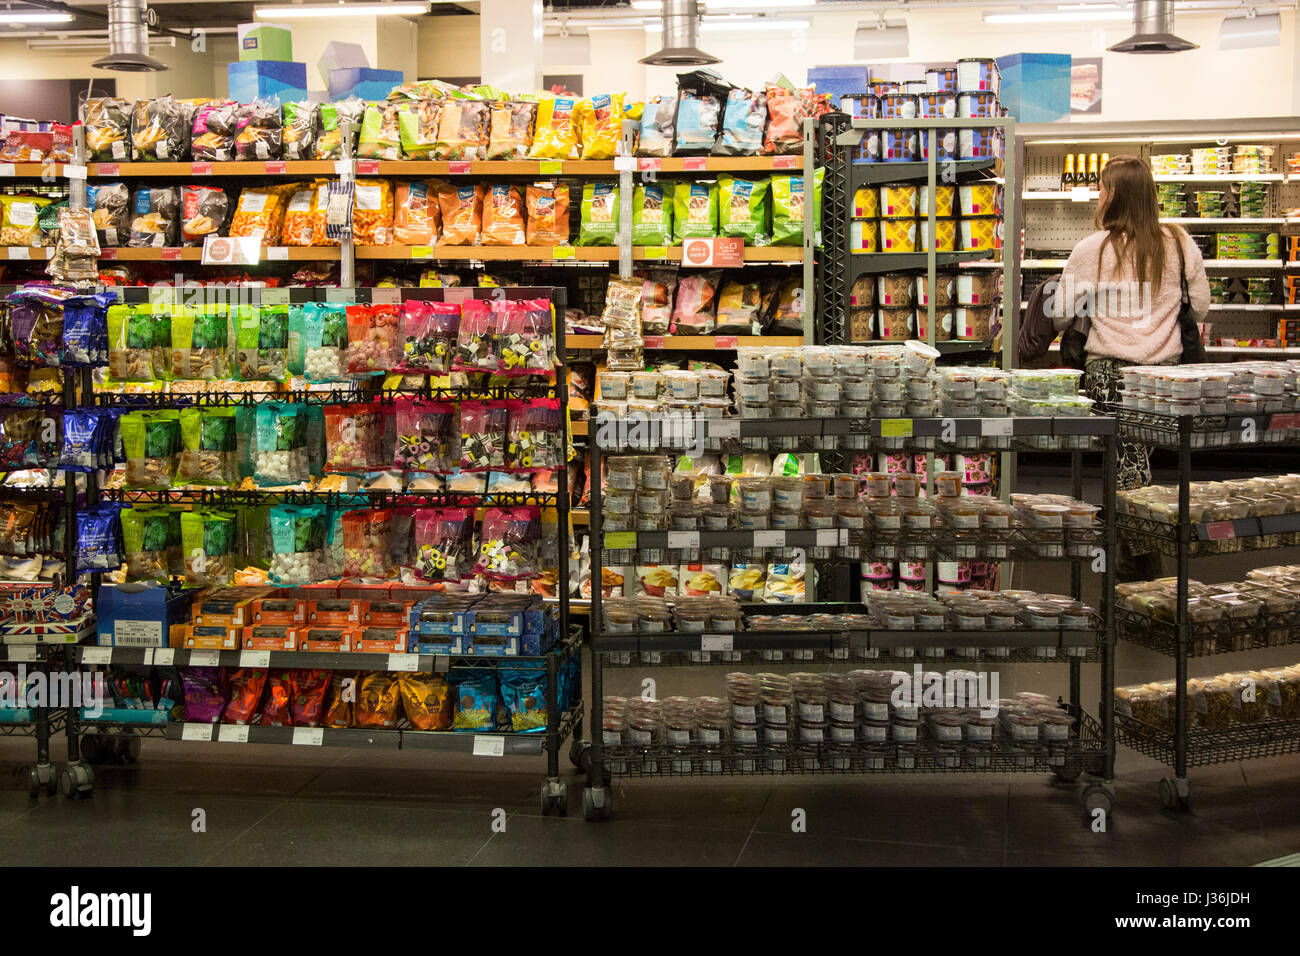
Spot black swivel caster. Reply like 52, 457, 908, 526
60, 763, 94, 798
539, 780, 569, 816
1158, 776, 1190, 813
582, 786, 612, 821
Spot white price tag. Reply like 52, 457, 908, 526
189, 650, 221, 667
292, 727, 324, 746
333, 159, 354, 180
980, 418, 1014, 437
8, 248, 28, 260
815, 529, 839, 547
266, 246, 289, 261
0, 163, 13, 176
217, 724, 250, 743
82, 647, 111, 664
239, 650, 270, 668
710, 419, 740, 439
153, 648, 175, 665
1070, 186, 1093, 203
7, 646, 36, 662
753, 530, 786, 548
370, 287, 401, 305
260, 289, 290, 306
181, 723, 214, 742
64, 164, 88, 180
701, 633, 733, 652
667, 531, 700, 549
613, 156, 636, 172
387, 653, 419, 671
840, 529, 851, 547
472, 735, 505, 757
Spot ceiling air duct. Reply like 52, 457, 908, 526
640, 0, 719, 67
1108, 0, 1197, 54
1219, 10, 1281, 50
93, 0, 167, 72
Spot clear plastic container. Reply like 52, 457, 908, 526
734, 378, 771, 403
769, 349, 803, 378
663, 370, 700, 401
736, 477, 773, 514
803, 474, 831, 499
701, 504, 731, 530
707, 474, 732, 504
772, 378, 802, 402
893, 473, 921, 498
699, 368, 730, 397
601, 372, 630, 400
737, 349, 770, 378
772, 476, 805, 511
631, 371, 661, 399
607, 458, 640, 491
833, 474, 861, 499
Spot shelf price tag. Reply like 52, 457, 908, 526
8, 248, 28, 260
217, 724, 250, 744
387, 653, 419, 671
1070, 186, 1092, 203
64, 164, 88, 180
333, 159, 354, 181
681, 236, 743, 268
815, 529, 840, 547
614, 156, 636, 172
701, 633, 733, 652
880, 418, 914, 438
667, 531, 700, 549
266, 246, 289, 261
264, 161, 287, 175
753, 530, 786, 548
189, 650, 220, 667
202, 236, 261, 266
604, 531, 637, 549
153, 648, 175, 665
448, 161, 472, 175
773, 155, 800, 169
0, 163, 15, 177
709, 419, 740, 439
99, 248, 117, 260
643, 335, 665, 349
472, 735, 505, 757
714, 336, 739, 349
292, 727, 324, 746
642, 246, 668, 260
191, 162, 213, 175
980, 418, 1014, 437
410, 245, 434, 259
539, 160, 563, 174
7, 646, 36, 663
82, 647, 111, 665
239, 650, 270, 668
637, 158, 661, 173
260, 289, 290, 306
551, 246, 576, 260
370, 287, 401, 305
356, 160, 379, 175
326, 288, 352, 304
682, 157, 707, 171
97, 163, 119, 176
1205, 521, 1237, 541
182, 723, 214, 742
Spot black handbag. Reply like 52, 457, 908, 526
1175, 239, 1207, 364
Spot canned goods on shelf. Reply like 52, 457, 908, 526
956, 57, 1001, 94
881, 219, 918, 252
881, 128, 919, 162
879, 183, 918, 218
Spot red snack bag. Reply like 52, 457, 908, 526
314, 671, 350, 728
394, 398, 454, 472
475, 506, 542, 580
459, 400, 510, 471
762, 85, 807, 155
222, 668, 269, 725
480, 183, 527, 246
342, 508, 394, 579
400, 300, 459, 373
259, 670, 293, 726
323, 402, 384, 472
452, 298, 496, 373
413, 507, 474, 582
493, 297, 555, 377
345, 304, 401, 375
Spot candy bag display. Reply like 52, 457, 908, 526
308, 180, 340, 247
459, 401, 509, 471
229, 186, 284, 242
671, 270, 722, 335
578, 181, 619, 246
714, 88, 767, 156
528, 97, 579, 160
475, 506, 541, 580
179, 185, 229, 246
451, 673, 499, 731
323, 402, 383, 472
715, 279, 763, 334
500, 669, 548, 732
268, 504, 327, 585
352, 178, 394, 245
636, 95, 677, 158
0, 194, 50, 247
87, 182, 130, 247
314, 98, 364, 160
237, 305, 289, 380
453, 299, 496, 372
324, 671, 355, 728
771, 168, 822, 246
121, 410, 180, 489
127, 187, 179, 247
84, 97, 131, 162
632, 182, 672, 246
345, 304, 400, 375
399, 300, 458, 373
254, 403, 310, 486
181, 509, 236, 587
342, 508, 393, 579
674, 91, 722, 154
355, 672, 401, 729
180, 667, 225, 722
61, 293, 111, 367
76, 505, 122, 572
299, 303, 349, 382
281, 101, 318, 161
6, 288, 67, 367
260, 671, 293, 725
433, 98, 489, 160
507, 399, 562, 470
398, 673, 452, 730
524, 183, 569, 246
673, 180, 718, 242
290, 669, 332, 726
220, 668, 267, 725
577, 93, 624, 160
357, 102, 402, 160
486, 101, 536, 160
436, 183, 483, 246
413, 507, 473, 581
58, 409, 107, 472
0, 407, 54, 470
0, 129, 51, 163
394, 180, 441, 245
170, 306, 230, 379
190, 100, 242, 161
480, 183, 526, 246
394, 399, 454, 471
636, 268, 677, 336
178, 407, 238, 486
494, 298, 555, 376
121, 506, 181, 583
718, 174, 770, 243
131, 95, 189, 161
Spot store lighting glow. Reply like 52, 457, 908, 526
983, 10, 1134, 22
254, 3, 431, 19
632, 0, 814, 7
642, 16, 809, 30
0, 11, 75, 23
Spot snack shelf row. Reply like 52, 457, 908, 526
95, 382, 554, 408
70, 643, 571, 671
0, 245, 805, 264
1116, 714, 1300, 769
99, 488, 562, 508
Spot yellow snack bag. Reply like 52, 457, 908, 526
527, 96, 579, 160
577, 93, 624, 160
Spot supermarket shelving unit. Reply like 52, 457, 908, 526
1114, 408, 1300, 811
579, 413, 1119, 824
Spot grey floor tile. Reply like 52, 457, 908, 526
737, 831, 989, 866
466, 814, 750, 866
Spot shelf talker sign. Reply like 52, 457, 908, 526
202, 235, 262, 266
681, 236, 743, 268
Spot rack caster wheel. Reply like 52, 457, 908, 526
60, 764, 94, 798
28, 764, 54, 797
539, 780, 568, 817
1053, 762, 1082, 784
116, 737, 141, 763
582, 786, 612, 822
1158, 777, 1190, 812
1081, 784, 1114, 820
80, 735, 115, 764
569, 740, 591, 774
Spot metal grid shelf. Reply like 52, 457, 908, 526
1117, 408, 1300, 450
596, 645, 1103, 666
1116, 713, 1300, 768
1115, 606, 1300, 658
0, 710, 66, 735
849, 249, 995, 278
94, 383, 555, 408
849, 158, 996, 187
71, 641, 574, 670
1116, 511, 1300, 557
99, 488, 559, 508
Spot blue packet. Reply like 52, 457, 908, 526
61, 293, 114, 366
76, 504, 122, 572
714, 88, 767, 156
59, 409, 101, 472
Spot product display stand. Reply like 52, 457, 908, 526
1115, 408, 1300, 811
580, 413, 1119, 824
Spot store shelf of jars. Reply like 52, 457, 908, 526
1115, 714, 1300, 769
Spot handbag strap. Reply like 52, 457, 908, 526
1173, 230, 1190, 306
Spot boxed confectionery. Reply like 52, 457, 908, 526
192, 587, 275, 628
363, 600, 414, 627
298, 626, 353, 653
353, 627, 409, 653
249, 597, 307, 626
307, 598, 364, 626
97, 583, 195, 648
176, 623, 241, 650
242, 624, 300, 651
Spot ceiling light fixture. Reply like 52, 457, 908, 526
983, 10, 1134, 23
0, 11, 75, 23
254, 3, 432, 19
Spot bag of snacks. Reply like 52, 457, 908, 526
121, 506, 181, 583
280, 185, 316, 247
674, 90, 722, 154
125, 187, 178, 248
179, 185, 229, 246
323, 402, 383, 472
635, 268, 677, 335
170, 306, 230, 379
59, 409, 107, 472
718, 174, 770, 242
453, 298, 495, 372
298, 302, 349, 382
397, 99, 441, 160
715, 279, 763, 334
267, 504, 327, 583
258, 671, 292, 726
672, 180, 718, 242
323, 671, 355, 727
131, 96, 189, 161
636, 96, 676, 158
632, 182, 672, 246
475, 506, 541, 580
357, 102, 402, 160
771, 168, 821, 246
524, 183, 569, 246
507, 398, 562, 470
314, 98, 364, 160
190, 100, 242, 161
341, 508, 392, 579
345, 303, 400, 375
121, 410, 180, 489
218, 668, 266, 725
61, 292, 113, 367
179, 667, 226, 722
7, 287, 68, 366
281, 101, 318, 160
714, 88, 767, 156
494, 298, 554, 376
762, 85, 806, 155
0, 129, 51, 163
178, 407, 238, 486
394, 399, 454, 471
0, 406, 50, 469
434, 98, 489, 160
76, 504, 123, 573
87, 182, 130, 247
399, 673, 453, 730
480, 183, 526, 246
237, 305, 290, 380
413, 507, 473, 581
578, 182, 619, 246
84, 97, 132, 162
235, 100, 282, 161
290, 669, 333, 726
451, 671, 499, 731
107, 303, 168, 382
181, 509, 236, 587
255, 403, 310, 486
229, 186, 285, 243
394, 180, 441, 245
459, 400, 509, 471
577, 93, 624, 160
355, 673, 401, 729
436, 183, 483, 246
770, 276, 805, 334
399, 300, 458, 373
352, 178, 394, 245
600, 276, 644, 368
486, 101, 536, 160
671, 270, 722, 335
528, 96, 579, 159
0, 195, 51, 247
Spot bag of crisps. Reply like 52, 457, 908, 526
352, 179, 394, 245
525, 183, 569, 246
394, 180, 441, 246
397, 99, 441, 160
577, 93, 624, 160
486, 101, 536, 160
578, 182, 619, 246
433, 99, 489, 161
398, 672, 452, 730
310, 180, 340, 247
229, 186, 285, 243
480, 183, 526, 246
281, 185, 316, 247
355, 672, 401, 728
436, 183, 484, 246
357, 102, 401, 161
527, 96, 579, 160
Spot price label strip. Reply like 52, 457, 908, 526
472, 735, 505, 757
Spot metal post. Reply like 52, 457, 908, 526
552, 284, 572, 770
587, 438, 605, 793
544, 644, 559, 781
802, 117, 816, 343
618, 120, 635, 281
1100, 427, 1118, 781
69, 127, 88, 212
339, 120, 356, 290
1173, 419, 1191, 785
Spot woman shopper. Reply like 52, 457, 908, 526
1055, 155, 1210, 577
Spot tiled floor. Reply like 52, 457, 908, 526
1, 461, 1297, 866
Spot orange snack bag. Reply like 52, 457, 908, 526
525, 183, 570, 246
352, 178, 394, 246
436, 183, 484, 246
310, 180, 339, 246
480, 183, 526, 246
394, 180, 442, 246
281, 185, 315, 246
229, 186, 285, 243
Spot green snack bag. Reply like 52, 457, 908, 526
236, 305, 289, 381
357, 102, 400, 161
672, 180, 718, 243
121, 410, 180, 490
771, 168, 823, 247
254, 402, 310, 486
178, 408, 238, 486
578, 181, 620, 246
632, 182, 673, 246
298, 303, 349, 383
718, 174, 771, 244
181, 510, 236, 587
170, 305, 231, 380
268, 503, 327, 585
121, 506, 181, 583
107, 303, 165, 382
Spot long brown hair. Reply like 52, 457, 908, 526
1094, 155, 1172, 292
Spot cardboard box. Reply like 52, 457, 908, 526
97, 584, 194, 648
996, 53, 1070, 124
327, 67, 403, 102
807, 66, 870, 109
317, 40, 369, 88
354, 627, 408, 653
238, 22, 293, 62
193, 587, 272, 628
182, 624, 241, 651
298, 627, 353, 653
228, 60, 308, 105
250, 597, 307, 626
411, 635, 465, 655
242, 625, 299, 651
364, 600, 413, 627
307, 599, 363, 626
